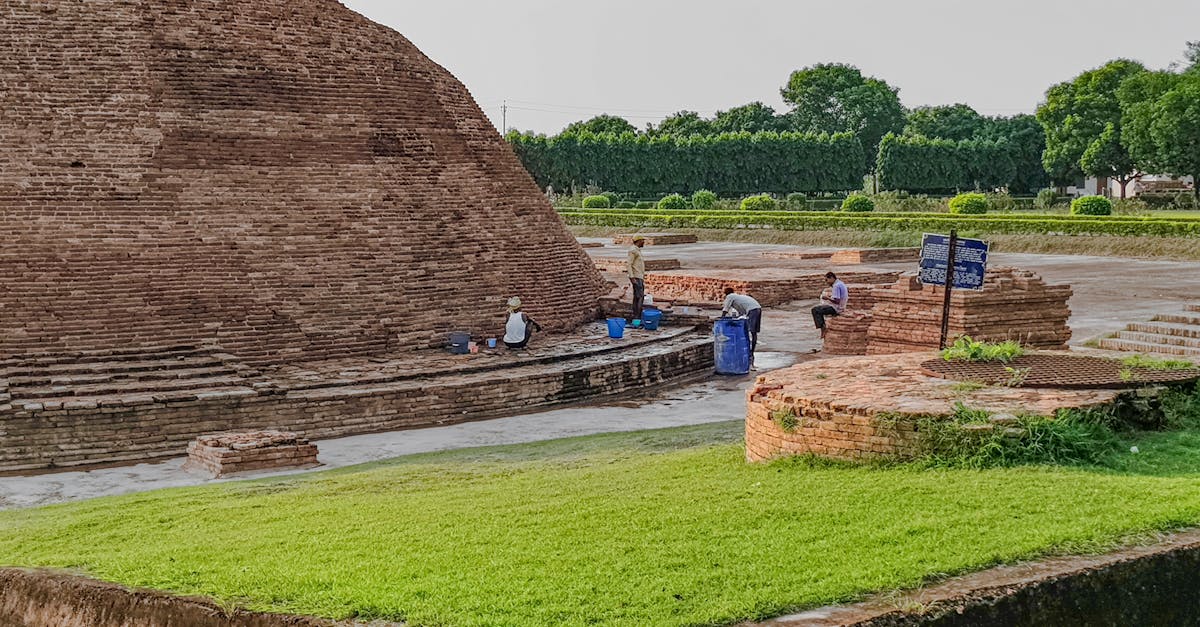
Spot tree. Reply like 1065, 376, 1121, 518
1149, 73, 1200, 201
1182, 41, 1200, 72
1117, 70, 1179, 174
780, 63, 905, 172
647, 111, 712, 137
1036, 59, 1146, 186
1080, 123, 1136, 198
904, 104, 984, 142
710, 102, 787, 134
561, 114, 637, 136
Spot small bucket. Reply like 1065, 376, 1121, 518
641, 309, 662, 330
606, 318, 626, 339
486, 338, 497, 349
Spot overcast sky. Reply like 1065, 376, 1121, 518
342, 0, 1199, 135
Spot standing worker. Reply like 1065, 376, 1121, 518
722, 287, 762, 370
627, 236, 646, 322
811, 271, 848, 340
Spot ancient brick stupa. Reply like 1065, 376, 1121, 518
0, 0, 605, 365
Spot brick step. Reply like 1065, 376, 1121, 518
1152, 313, 1200, 326
7, 365, 244, 389
0, 345, 209, 368
2, 355, 232, 378
1114, 331, 1200, 349
1187, 304, 1200, 313
15, 375, 255, 400
1126, 322, 1200, 339
1097, 338, 1200, 358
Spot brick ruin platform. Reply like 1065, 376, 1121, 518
182, 431, 319, 478
644, 268, 902, 307
0, 325, 713, 471
745, 353, 1121, 462
592, 257, 682, 273
836, 267, 1072, 355
821, 284, 891, 355
761, 247, 919, 264
612, 233, 699, 246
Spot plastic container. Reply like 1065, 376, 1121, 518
713, 318, 751, 375
606, 317, 626, 339
641, 309, 663, 330
448, 331, 471, 354
486, 338, 497, 349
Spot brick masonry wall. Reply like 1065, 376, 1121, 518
745, 388, 919, 462
0, 0, 605, 366
645, 271, 901, 307
0, 335, 715, 471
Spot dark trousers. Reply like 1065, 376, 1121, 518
505, 324, 533, 349
811, 304, 839, 329
630, 278, 645, 321
745, 308, 762, 358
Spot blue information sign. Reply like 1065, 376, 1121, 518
919, 233, 989, 290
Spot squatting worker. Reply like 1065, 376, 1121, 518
811, 271, 848, 340
503, 297, 542, 349
628, 236, 646, 321
722, 287, 763, 369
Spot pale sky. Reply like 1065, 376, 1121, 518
342, 0, 1199, 135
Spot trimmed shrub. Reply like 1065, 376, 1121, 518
1071, 195, 1113, 216
601, 191, 620, 206
658, 193, 688, 210
949, 192, 989, 215
741, 194, 778, 211
635, 201, 655, 209
1035, 188, 1058, 209
841, 194, 875, 212
691, 189, 718, 210
582, 195, 610, 209
615, 201, 636, 209
785, 193, 808, 210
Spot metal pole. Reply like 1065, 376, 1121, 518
501, 100, 507, 133
939, 230, 958, 350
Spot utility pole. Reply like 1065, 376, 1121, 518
501, 100, 507, 133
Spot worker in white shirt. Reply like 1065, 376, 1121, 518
721, 287, 762, 369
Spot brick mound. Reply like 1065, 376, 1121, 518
867, 267, 1072, 354
921, 354, 1200, 389
828, 247, 920, 264
2, 326, 714, 471
182, 430, 319, 478
0, 1, 604, 366
745, 353, 1121, 462
592, 257, 682, 273
612, 233, 698, 246
821, 284, 890, 355
760, 250, 835, 261
645, 268, 902, 307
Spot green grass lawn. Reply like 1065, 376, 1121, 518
4, 422, 1200, 626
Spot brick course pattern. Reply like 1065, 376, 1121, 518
645, 269, 902, 307
182, 431, 319, 478
828, 248, 920, 264
591, 257, 682, 273
866, 267, 1072, 354
822, 283, 890, 355
612, 233, 698, 246
0, 0, 605, 366
745, 353, 1120, 463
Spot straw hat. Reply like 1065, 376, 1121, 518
507, 296, 522, 310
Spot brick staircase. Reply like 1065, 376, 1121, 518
1097, 304, 1200, 359
1, 345, 268, 408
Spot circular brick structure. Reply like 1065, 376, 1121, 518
745, 353, 1124, 462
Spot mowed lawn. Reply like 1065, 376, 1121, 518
3, 422, 1200, 626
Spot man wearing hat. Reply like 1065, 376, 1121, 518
628, 236, 646, 322
503, 297, 542, 349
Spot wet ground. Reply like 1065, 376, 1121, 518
3, 240, 1197, 509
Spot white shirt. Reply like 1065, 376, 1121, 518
722, 293, 761, 317
504, 312, 528, 343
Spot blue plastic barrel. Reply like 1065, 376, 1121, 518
713, 318, 751, 375
641, 309, 662, 330
606, 317, 626, 339
449, 331, 471, 354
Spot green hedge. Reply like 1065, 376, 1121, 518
741, 194, 778, 211
842, 194, 875, 212
1072, 195, 1113, 216
560, 207, 1200, 223
877, 133, 1016, 193
559, 211, 1200, 237
581, 195, 610, 209
949, 192, 989, 215
507, 130, 866, 196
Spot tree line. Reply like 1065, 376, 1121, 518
507, 42, 1199, 199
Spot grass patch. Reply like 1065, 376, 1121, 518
940, 337, 1024, 364
5, 413, 1200, 625
1121, 354, 1197, 371
568, 226, 1200, 261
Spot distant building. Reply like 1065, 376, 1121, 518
1063, 175, 1194, 198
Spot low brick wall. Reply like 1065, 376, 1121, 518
829, 247, 919, 264
592, 257, 681, 273
612, 233, 698, 246
646, 270, 901, 307
182, 431, 319, 477
1, 334, 714, 471
745, 353, 1119, 463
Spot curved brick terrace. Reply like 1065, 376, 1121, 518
745, 353, 1122, 462
0, 325, 713, 472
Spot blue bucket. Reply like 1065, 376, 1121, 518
641, 309, 662, 330
606, 317, 626, 339
713, 318, 751, 375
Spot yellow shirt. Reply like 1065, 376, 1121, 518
628, 246, 645, 279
